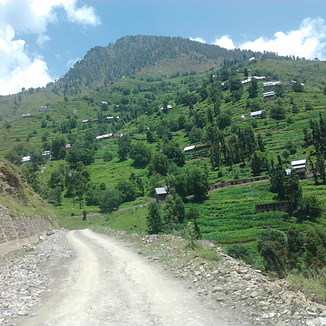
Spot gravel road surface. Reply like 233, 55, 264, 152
11, 229, 239, 326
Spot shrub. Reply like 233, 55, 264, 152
227, 244, 252, 264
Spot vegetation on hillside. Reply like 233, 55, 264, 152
0, 36, 326, 290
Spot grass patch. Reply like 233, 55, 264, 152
188, 242, 221, 261
288, 270, 326, 302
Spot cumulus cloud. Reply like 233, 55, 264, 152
213, 35, 235, 50
0, 25, 52, 95
0, 0, 101, 95
213, 17, 326, 60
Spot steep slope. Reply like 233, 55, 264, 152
0, 160, 57, 255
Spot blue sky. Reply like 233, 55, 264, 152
1, 0, 326, 95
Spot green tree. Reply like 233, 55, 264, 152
270, 106, 286, 120
186, 208, 201, 239
163, 142, 185, 166
257, 229, 289, 277
117, 134, 132, 161
228, 76, 242, 91
248, 78, 258, 98
65, 146, 94, 168
103, 151, 113, 162
303, 227, 326, 268
48, 168, 65, 191
188, 126, 203, 143
146, 130, 156, 143
65, 167, 90, 208
148, 152, 169, 176
250, 151, 267, 176
51, 135, 67, 160
186, 167, 210, 201
284, 173, 302, 215
130, 142, 152, 167
147, 202, 163, 234
269, 161, 286, 199
227, 245, 252, 264
295, 195, 323, 222
256, 133, 265, 152
309, 113, 326, 157
292, 82, 304, 92
99, 188, 122, 211
164, 191, 185, 228
286, 226, 304, 267
216, 113, 232, 130
116, 180, 136, 202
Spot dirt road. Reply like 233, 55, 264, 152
12, 229, 239, 326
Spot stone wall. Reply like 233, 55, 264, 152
0, 204, 57, 255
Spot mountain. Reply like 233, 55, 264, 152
0, 35, 282, 115
48, 35, 277, 97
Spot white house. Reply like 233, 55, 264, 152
291, 159, 307, 169
96, 133, 113, 140
21, 156, 31, 163
263, 81, 282, 90
155, 186, 169, 203
263, 91, 276, 101
250, 110, 264, 118
290, 159, 307, 178
183, 145, 196, 152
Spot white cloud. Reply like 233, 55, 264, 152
67, 58, 80, 69
190, 37, 206, 44
213, 18, 326, 60
213, 35, 235, 50
0, 25, 52, 95
0, 0, 101, 95
36, 34, 51, 47
62, 1, 101, 26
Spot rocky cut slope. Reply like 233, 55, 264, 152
0, 160, 57, 255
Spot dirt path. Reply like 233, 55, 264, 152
12, 229, 240, 326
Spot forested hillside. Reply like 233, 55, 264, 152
1, 35, 326, 299
48, 35, 282, 97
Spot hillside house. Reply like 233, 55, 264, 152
22, 113, 32, 118
96, 133, 113, 140
250, 110, 264, 118
106, 116, 119, 122
291, 159, 307, 179
21, 156, 31, 163
183, 145, 196, 152
40, 106, 48, 111
155, 186, 169, 203
160, 105, 173, 111
263, 81, 282, 91
242, 76, 266, 84
263, 91, 276, 101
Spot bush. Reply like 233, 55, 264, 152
227, 245, 252, 264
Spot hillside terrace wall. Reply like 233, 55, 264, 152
210, 176, 269, 190
0, 205, 57, 255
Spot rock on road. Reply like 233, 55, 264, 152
12, 229, 237, 326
